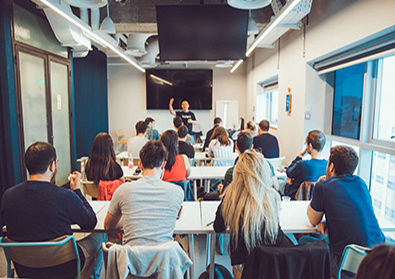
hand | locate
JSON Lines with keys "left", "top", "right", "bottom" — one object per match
{"left": 69, "top": 171, "right": 81, "bottom": 191}
{"left": 317, "top": 175, "right": 326, "bottom": 182}
{"left": 298, "top": 148, "right": 308, "bottom": 158}
{"left": 316, "top": 222, "right": 328, "bottom": 237}
{"left": 169, "top": 98, "right": 174, "bottom": 105}
{"left": 187, "top": 119, "right": 193, "bottom": 123}
{"left": 217, "top": 184, "right": 224, "bottom": 194}
{"left": 286, "top": 177, "right": 293, "bottom": 185}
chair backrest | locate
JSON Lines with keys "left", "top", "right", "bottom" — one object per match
{"left": 82, "top": 180, "right": 98, "bottom": 199}
{"left": 295, "top": 181, "right": 316, "bottom": 200}
{"left": 338, "top": 244, "right": 371, "bottom": 278}
{"left": 209, "top": 158, "right": 235, "bottom": 167}
{"left": 0, "top": 235, "right": 80, "bottom": 279}
{"left": 117, "top": 129, "right": 125, "bottom": 139}
{"left": 266, "top": 156, "right": 285, "bottom": 168}
{"left": 241, "top": 240, "right": 331, "bottom": 279}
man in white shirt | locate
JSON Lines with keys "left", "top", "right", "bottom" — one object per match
{"left": 127, "top": 120, "right": 148, "bottom": 157}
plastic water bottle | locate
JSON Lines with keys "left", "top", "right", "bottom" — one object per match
{"left": 128, "top": 153, "right": 134, "bottom": 169}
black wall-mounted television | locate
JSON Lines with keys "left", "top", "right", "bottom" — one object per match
{"left": 156, "top": 5, "right": 248, "bottom": 61}
{"left": 146, "top": 69, "right": 213, "bottom": 110}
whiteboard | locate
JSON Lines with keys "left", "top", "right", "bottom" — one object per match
{"left": 216, "top": 100, "right": 239, "bottom": 130}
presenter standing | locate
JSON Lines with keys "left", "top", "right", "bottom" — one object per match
{"left": 169, "top": 98, "right": 197, "bottom": 135}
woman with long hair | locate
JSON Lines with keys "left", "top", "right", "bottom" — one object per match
{"left": 214, "top": 150, "right": 293, "bottom": 277}
{"left": 208, "top": 126, "right": 234, "bottom": 166}
{"left": 85, "top": 132, "right": 125, "bottom": 184}
{"left": 160, "top": 130, "right": 191, "bottom": 182}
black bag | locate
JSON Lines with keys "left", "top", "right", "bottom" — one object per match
{"left": 198, "top": 264, "right": 233, "bottom": 279}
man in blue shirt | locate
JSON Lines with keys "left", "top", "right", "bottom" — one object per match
{"left": 145, "top": 117, "right": 160, "bottom": 140}
{"left": 282, "top": 130, "right": 328, "bottom": 199}
{"left": 307, "top": 146, "right": 385, "bottom": 278}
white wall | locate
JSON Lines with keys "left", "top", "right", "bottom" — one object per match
{"left": 107, "top": 64, "right": 247, "bottom": 140}
{"left": 246, "top": 0, "right": 395, "bottom": 164}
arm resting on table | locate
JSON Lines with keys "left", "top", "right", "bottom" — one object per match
{"left": 307, "top": 202, "right": 324, "bottom": 226}
{"left": 104, "top": 211, "right": 123, "bottom": 231}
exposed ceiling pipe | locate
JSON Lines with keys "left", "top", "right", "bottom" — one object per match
{"left": 140, "top": 36, "right": 159, "bottom": 68}
{"left": 126, "top": 33, "right": 154, "bottom": 57}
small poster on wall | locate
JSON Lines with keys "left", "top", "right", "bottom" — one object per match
{"left": 286, "top": 88, "right": 292, "bottom": 113}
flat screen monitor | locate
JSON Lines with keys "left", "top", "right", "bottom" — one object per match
{"left": 146, "top": 69, "right": 212, "bottom": 110}
{"left": 156, "top": 5, "right": 248, "bottom": 61}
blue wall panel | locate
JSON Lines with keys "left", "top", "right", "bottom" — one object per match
{"left": 73, "top": 47, "right": 108, "bottom": 159}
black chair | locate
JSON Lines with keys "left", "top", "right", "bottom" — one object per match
{"left": 241, "top": 240, "right": 331, "bottom": 279}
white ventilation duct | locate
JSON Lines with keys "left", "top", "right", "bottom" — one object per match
{"left": 41, "top": 1, "right": 91, "bottom": 53}
{"left": 227, "top": 0, "right": 272, "bottom": 10}
{"left": 63, "top": 0, "right": 107, "bottom": 8}
{"left": 126, "top": 33, "right": 154, "bottom": 57}
{"left": 140, "top": 36, "right": 159, "bottom": 68}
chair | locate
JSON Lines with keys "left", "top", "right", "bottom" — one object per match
{"left": 295, "top": 181, "right": 316, "bottom": 200}
{"left": 77, "top": 156, "right": 89, "bottom": 180}
{"left": 241, "top": 240, "right": 331, "bottom": 279}
{"left": 170, "top": 180, "right": 195, "bottom": 201}
{"left": 208, "top": 158, "right": 235, "bottom": 167}
{"left": 82, "top": 180, "right": 98, "bottom": 199}
{"left": 116, "top": 129, "right": 127, "bottom": 153}
{"left": 338, "top": 244, "right": 371, "bottom": 279}
{"left": 0, "top": 235, "right": 81, "bottom": 279}
{"left": 266, "top": 156, "right": 285, "bottom": 169}
{"left": 101, "top": 241, "right": 192, "bottom": 279}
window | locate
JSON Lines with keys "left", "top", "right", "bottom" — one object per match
{"left": 332, "top": 63, "right": 365, "bottom": 140}
{"left": 373, "top": 54, "right": 395, "bottom": 141}
{"left": 324, "top": 52, "right": 395, "bottom": 240}
{"left": 256, "top": 80, "right": 279, "bottom": 128}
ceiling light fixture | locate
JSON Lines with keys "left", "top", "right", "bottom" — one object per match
{"left": 230, "top": 59, "right": 243, "bottom": 73}
{"left": 100, "top": 3, "right": 116, "bottom": 34}
{"left": 231, "top": 0, "right": 303, "bottom": 73}
{"left": 227, "top": 0, "right": 271, "bottom": 10}
{"left": 36, "top": 0, "right": 145, "bottom": 72}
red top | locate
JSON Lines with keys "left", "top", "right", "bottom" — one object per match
{"left": 162, "top": 155, "right": 188, "bottom": 182}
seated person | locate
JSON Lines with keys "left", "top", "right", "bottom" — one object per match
{"left": 243, "top": 121, "right": 257, "bottom": 137}
{"left": 160, "top": 130, "right": 191, "bottom": 182}
{"left": 214, "top": 150, "right": 294, "bottom": 278}
{"left": 307, "top": 145, "right": 385, "bottom": 278}
{"left": 104, "top": 140, "right": 184, "bottom": 247}
{"left": 355, "top": 244, "right": 395, "bottom": 279}
{"left": 127, "top": 120, "right": 148, "bottom": 157}
{"left": 85, "top": 132, "right": 125, "bottom": 184}
{"left": 203, "top": 117, "right": 223, "bottom": 151}
{"left": 203, "top": 132, "right": 253, "bottom": 200}
{"left": 253, "top": 120, "right": 279, "bottom": 158}
{"left": 1, "top": 142, "right": 106, "bottom": 278}
{"left": 208, "top": 126, "right": 234, "bottom": 166}
{"left": 178, "top": 125, "right": 195, "bottom": 159}
{"left": 282, "top": 129, "right": 328, "bottom": 200}
{"left": 173, "top": 116, "right": 194, "bottom": 145}
{"left": 145, "top": 117, "right": 160, "bottom": 140}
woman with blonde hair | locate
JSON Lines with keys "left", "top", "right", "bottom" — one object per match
{"left": 214, "top": 150, "right": 293, "bottom": 277}
{"left": 208, "top": 126, "right": 234, "bottom": 166}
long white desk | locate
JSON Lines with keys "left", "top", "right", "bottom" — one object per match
{"left": 74, "top": 200, "right": 395, "bottom": 279}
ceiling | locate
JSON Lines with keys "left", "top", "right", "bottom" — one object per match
{"left": 100, "top": 0, "right": 278, "bottom": 34}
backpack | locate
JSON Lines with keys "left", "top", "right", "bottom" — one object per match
{"left": 198, "top": 264, "right": 233, "bottom": 279}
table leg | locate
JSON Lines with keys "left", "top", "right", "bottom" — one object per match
{"left": 188, "top": 234, "right": 195, "bottom": 279}
{"left": 209, "top": 233, "right": 216, "bottom": 279}
{"left": 194, "top": 180, "right": 197, "bottom": 201}
{"left": 207, "top": 180, "right": 211, "bottom": 193}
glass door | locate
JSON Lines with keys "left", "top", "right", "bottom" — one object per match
{"left": 50, "top": 61, "right": 71, "bottom": 185}
{"left": 15, "top": 45, "right": 72, "bottom": 185}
